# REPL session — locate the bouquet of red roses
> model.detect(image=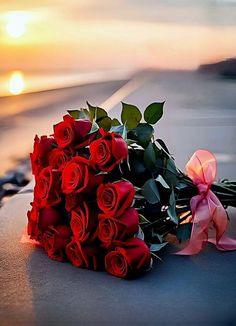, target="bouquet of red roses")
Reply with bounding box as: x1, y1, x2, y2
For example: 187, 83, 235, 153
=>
27, 101, 236, 278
